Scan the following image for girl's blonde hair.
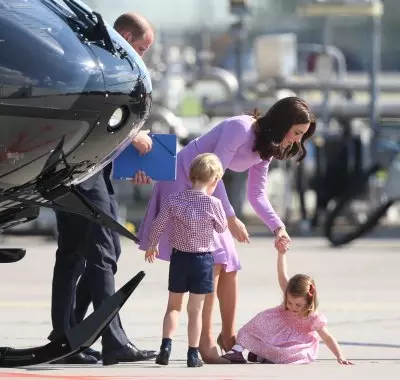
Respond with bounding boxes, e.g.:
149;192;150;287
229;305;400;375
189;153;223;184
284;274;318;316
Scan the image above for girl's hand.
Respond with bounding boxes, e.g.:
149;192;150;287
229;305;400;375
227;216;250;243
337;357;354;365
145;248;159;263
274;227;291;252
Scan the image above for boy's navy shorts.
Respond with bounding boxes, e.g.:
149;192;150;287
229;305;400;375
168;248;214;294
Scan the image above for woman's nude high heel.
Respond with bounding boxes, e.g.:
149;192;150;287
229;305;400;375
216;333;228;355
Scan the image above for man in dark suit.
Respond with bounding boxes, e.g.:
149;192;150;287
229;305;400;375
49;12;156;365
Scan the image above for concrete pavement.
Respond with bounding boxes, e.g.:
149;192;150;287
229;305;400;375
0;235;400;379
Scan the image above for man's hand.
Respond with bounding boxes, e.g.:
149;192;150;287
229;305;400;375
145;248;159;263
132;130;152;155
131;170;152;185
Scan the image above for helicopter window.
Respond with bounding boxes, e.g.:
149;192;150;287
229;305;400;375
44;0;78;18
0;0;151;106
0;1;102;104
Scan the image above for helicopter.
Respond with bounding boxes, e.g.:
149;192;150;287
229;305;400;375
0;0;152;367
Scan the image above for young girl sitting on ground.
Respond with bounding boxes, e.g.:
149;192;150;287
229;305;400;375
222;249;353;365
144;153;227;368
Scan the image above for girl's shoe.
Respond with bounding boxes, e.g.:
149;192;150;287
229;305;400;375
247;351;258;362
221;350;247;364
248;352;274;364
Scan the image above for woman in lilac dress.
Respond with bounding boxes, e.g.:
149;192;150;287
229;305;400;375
137;96;316;363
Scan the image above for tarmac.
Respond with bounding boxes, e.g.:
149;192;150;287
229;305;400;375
1;234;400;379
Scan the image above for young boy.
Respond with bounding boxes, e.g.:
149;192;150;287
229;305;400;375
144;153;227;367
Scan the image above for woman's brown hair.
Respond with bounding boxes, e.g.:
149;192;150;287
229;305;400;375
249;96;316;162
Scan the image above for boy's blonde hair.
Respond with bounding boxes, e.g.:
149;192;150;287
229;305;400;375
284;274;318;316
189;153;223;184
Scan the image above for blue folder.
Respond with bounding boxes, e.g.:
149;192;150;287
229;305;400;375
112;133;177;181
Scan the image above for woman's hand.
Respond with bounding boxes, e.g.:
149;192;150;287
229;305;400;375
131;170;152;185
227;216;250;243
274;227;291;252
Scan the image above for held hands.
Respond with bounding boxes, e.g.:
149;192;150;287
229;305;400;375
145;248;159;263
132;130;152;155
274;227;291;253
227;216;250;243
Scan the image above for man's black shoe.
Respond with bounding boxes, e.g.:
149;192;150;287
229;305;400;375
51;352;98;364
84;347;102;361
102;342;158;366
48;329;101;361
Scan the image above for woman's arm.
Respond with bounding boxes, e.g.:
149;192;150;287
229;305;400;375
247;160;286;232
212;180;235;218
317;327;353;365
277;251;289;292
210;119;249;217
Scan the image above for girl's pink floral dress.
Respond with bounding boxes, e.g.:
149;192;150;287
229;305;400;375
236;305;327;364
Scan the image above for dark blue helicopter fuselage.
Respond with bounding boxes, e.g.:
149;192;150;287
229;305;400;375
0;0;152;191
